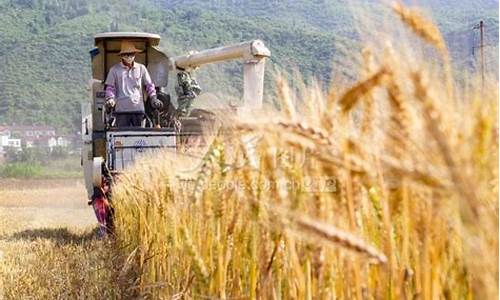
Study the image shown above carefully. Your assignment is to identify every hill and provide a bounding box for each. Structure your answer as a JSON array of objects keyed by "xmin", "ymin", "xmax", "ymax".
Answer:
[{"xmin": 0, "ymin": 0, "xmax": 497, "ymax": 131}]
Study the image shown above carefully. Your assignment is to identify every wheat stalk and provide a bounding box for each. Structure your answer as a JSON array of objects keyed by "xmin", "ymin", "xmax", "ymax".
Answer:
[
  {"xmin": 192, "ymin": 140, "xmax": 224, "ymax": 201},
  {"xmin": 276, "ymin": 75, "xmax": 296, "ymax": 120},
  {"xmin": 323, "ymin": 79, "xmax": 338, "ymax": 132},
  {"xmin": 386, "ymin": 74, "xmax": 411, "ymax": 156},
  {"xmin": 412, "ymin": 71, "xmax": 478, "ymax": 219},
  {"xmin": 180, "ymin": 226, "xmax": 209, "ymax": 281}
]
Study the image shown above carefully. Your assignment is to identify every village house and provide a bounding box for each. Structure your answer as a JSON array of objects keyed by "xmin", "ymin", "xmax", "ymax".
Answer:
[
  {"xmin": 0, "ymin": 125, "xmax": 76, "ymax": 154},
  {"xmin": 0, "ymin": 127, "xmax": 22, "ymax": 160}
]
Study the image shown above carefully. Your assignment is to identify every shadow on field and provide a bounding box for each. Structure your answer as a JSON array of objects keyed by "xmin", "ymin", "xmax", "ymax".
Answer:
[{"xmin": 6, "ymin": 227, "xmax": 99, "ymax": 245}]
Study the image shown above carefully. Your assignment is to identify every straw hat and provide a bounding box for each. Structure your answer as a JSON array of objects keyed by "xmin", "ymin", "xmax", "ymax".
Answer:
[{"xmin": 118, "ymin": 40, "xmax": 142, "ymax": 55}]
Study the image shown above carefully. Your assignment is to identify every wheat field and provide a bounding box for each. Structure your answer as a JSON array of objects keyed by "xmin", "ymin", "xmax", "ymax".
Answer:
[
  {"xmin": 110, "ymin": 4, "xmax": 498, "ymax": 300},
  {"xmin": 0, "ymin": 180, "xmax": 124, "ymax": 299}
]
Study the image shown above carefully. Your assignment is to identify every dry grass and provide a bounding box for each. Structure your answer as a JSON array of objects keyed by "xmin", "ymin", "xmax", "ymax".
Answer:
[
  {"xmin": 110, "ymin": 4, "xmax": 498, "ymax": 299},
  {"xmin": 0, "ymin": 179, "xmax": 124, "ymax": 300}
]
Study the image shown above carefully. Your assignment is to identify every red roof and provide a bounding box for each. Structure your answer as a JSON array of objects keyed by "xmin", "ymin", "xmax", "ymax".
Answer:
[{"xmin": 6, "ymin": 125, "xmax": 55, "ymax": 131}]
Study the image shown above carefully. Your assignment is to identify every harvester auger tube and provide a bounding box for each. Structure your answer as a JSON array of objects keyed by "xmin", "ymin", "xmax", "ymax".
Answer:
[{"xmin": 170, "ymin": 40, "xmax": 271, "ymax": 112}]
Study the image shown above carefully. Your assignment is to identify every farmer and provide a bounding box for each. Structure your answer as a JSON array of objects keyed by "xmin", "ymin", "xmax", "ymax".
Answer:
[{"xmin": 104, "ymin": 40, "xmax": 163, "ymax": 127}]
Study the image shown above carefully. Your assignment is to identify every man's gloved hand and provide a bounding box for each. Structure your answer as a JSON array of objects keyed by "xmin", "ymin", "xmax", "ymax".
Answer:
[
  {"xmin": 105, "ymin": 98, "xmax": 116, "ymax": 113},
  {"xmin": 150, "ymin": 95, "xmax": 163, "ymax": 110}
]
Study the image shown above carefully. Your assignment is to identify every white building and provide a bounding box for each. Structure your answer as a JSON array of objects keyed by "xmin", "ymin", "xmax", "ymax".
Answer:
[{"xmin": 0, "ymin": 133, "xmax": 22, "ymax": 156}]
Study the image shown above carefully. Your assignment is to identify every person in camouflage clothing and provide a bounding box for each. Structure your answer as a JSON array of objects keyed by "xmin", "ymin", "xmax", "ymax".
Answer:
[{"xmin": 175, "ymin": 70, "xmax": 201, "ymax": 116}]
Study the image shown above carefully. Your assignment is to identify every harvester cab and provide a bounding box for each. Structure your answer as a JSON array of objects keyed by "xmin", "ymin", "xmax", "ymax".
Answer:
[
  {"xmin": 81, "ymin": 32, "xmax": 270, "ymax": 235},
  {"xmin": 82, "ymin": 33, "xmax": 173, "ymax": 196}
]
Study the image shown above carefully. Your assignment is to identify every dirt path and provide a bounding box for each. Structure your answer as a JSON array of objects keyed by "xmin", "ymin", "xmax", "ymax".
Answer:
[{"xmin": 0, "ymin": 179, "xmax": 120, "ymax": 299}]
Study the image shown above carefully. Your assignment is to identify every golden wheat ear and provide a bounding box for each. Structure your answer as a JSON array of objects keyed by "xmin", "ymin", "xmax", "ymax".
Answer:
[
  {"xmin": 339, "ymin": 67, "xmax": 389, "ymax": 114},
  {"xmin": 392, "ymin": 2, "xmax": 447, "ymax": 55},
  {"xmin": 393, "ymin": 2, "xmax": 456, "ymax": 99},
  {"xmin": 273, "ymin": 206, "xmax": 387, "ymax": 264}
]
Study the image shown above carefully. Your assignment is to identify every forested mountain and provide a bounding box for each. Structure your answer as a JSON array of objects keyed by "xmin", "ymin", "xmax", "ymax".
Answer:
[{"xmin": 0, "ymin": 0, "xmax": 497, "ymax": 131}]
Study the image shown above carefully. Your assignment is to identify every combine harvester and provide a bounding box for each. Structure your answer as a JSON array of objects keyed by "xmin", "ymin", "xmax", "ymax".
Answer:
[{"xmin": 81, "ymin": 32, "xmax": 270, "ymax": 234}]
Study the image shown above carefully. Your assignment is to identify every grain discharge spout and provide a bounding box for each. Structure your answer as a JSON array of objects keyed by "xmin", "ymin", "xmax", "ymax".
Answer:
[{"xmin": 170, "ymin": 40, "xmax": 271, "ymax": 111}]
